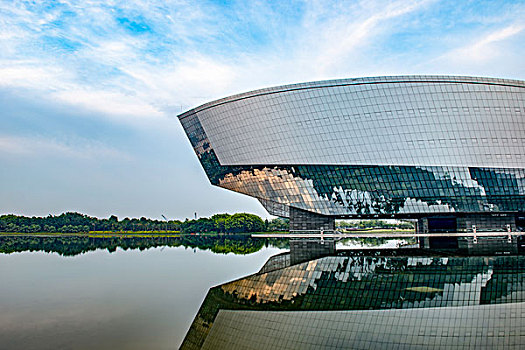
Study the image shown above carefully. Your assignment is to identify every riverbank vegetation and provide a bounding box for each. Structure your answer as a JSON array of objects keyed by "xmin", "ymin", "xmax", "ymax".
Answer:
[
  {"xmin": 0, "ymin": 213, "xmax": 415, "ymax": 236},
  {"xmin": 337, "ymin": 219, "xmax": 414, "ymax": 230},
  {"xmin": 0, "ymin": 212, "xmax": 289, "ymax": 235}
]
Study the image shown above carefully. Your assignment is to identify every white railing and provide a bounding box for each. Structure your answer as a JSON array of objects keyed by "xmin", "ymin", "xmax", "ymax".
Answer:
[{"xmin": 253, "ymin": 231, "xmax": 523, "ymax": 239}]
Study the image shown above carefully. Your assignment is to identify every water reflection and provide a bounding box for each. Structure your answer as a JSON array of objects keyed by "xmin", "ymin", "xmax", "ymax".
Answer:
[
  {"xmin": 0, "ymin": 235, "xmax": 289, "ymax": 256},
  {"xmin": 182, "ymin": 241, "xmax": 525, "ymax": 349},
  {"xmin": 3, "ymin": 236, "xmax": 524, "ymax": 349},
  {"xmin": 0, "ymin": 235, "xmax": 416, "ymax": 257},
  {"xmin": 0, "ymin": 243, "xmax": 286, "ymax": 350}
]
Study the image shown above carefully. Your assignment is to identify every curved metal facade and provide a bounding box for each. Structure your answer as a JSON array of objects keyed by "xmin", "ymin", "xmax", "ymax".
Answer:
[{"xmin": 178, "ymin": 76, "xmax": 525, "ymax": 218}]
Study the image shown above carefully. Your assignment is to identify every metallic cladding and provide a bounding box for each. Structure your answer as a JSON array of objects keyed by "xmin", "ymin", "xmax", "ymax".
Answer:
[{"xmin": 178, "ymin": 76, "xmax": 525, "ymax": 217}]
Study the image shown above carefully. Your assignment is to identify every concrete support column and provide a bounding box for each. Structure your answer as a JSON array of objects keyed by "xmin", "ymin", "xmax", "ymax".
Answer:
[
  {"xmin": 290, "ymin": 239, "xmax": 336, "ymax": 265},
  {"xmin": 457, "ymin": 214, "xmax": 516, "ymax": 232},
  {"xmin": 417, "ymin": 218, "xmax": 428, "ymax": 234},
  {"xmin": 289, "ymin": 207, "xmax": 335, "ymax": 231}
]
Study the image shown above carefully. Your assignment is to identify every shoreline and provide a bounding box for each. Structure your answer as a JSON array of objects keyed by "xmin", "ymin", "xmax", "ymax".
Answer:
[{"xmin": 0, "ymin": 229, "xmax": 414, "ymax": 238}]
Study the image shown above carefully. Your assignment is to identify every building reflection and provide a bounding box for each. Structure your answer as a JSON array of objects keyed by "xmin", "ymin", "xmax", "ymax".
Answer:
[{"xmin": 181, "ymin": 240, "xmax": 525, "ymax": 349}]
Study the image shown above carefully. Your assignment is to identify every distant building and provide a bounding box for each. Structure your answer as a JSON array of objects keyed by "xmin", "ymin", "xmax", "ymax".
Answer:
[{"xmin": 178, "ymin": 76, "xmax": 525, "ymax": 233}]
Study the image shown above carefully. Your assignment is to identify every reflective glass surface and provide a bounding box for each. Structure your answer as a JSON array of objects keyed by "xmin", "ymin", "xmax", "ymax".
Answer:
[
  {"xmin": 181, "ymin": 247, "xmax": 525, "ymax": 349},
  {"xmin": 179, "ymin": 76, "xmax": 525, "ymax": 217}
]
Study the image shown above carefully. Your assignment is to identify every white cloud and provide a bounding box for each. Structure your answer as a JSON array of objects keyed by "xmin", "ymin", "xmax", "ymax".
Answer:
[
  {"xmin": 0, "ymin": 135, "xmax": 132, "ymax": 161},
  {"xmin": 1, "ymin": 0, "xmax": 524, "ymax": 123},
  {"xmin": 0, "ymin": 62, "xmax": 164, "ymax": 121},
  {"xmin": 54, "ymin": 89, "xmax": 163, "ymax": 119},
  {"xmin": 437, "ymin": 23, "xmax": 525, "ymax": 64},
  {"xmin": 297, "ymin": 0, "xmax": 435, "ymax": 76},
  {"xmin": 0, "ymin": 63, "xmax": 69, "ymax": 91},
  {"xmin": 1, "ymin": 0, "xmax": 525, "ymax": 218}
]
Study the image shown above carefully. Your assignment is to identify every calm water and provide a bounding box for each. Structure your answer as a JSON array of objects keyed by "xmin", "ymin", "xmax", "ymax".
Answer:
[
  {"xmin": 3, "ymin": 236, "xmax": 523, "ymax": 349},
  {"xmin": 0, "ymin": 242, "xmax": 286, "ymax": 349},
  {"xmin": 183, "ymin": 249, "xmax": 525, "ymax": 349}
]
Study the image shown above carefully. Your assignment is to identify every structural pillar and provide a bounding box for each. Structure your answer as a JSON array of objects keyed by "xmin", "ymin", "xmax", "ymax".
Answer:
[{"xmin": 289, "ymin": 207, "xmax": 335, "ymax": 232}]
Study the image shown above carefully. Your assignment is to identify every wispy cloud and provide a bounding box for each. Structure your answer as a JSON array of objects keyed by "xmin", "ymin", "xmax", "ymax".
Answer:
[
  {"xmin": 1, "ymin": 0, "xmax": 524, "ymax": 117},
  {"xmin": 295, "ymin": 0, "xmax": 436, "ymax": 76},
  {"xmin": 0, "ymin": 134, "xmax": 132, "ymax": 160},
  {"xmin": 435, "ymin": 23, "xmax": 525, "ymax": 65},
  {"xmin": 1, "ymin": 0, "xmax": 524, "ymax": 218}
]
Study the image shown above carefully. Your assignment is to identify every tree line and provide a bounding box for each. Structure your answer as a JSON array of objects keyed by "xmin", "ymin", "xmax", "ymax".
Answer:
[
  {"xmin": 179, "ymin": 213, "xmax": 288, "ymax": 234},
  {"xmin": 0, "ymin": 212, "xmax": 289, "ymax": 234},
  {"xmin": 0, "ymin": 212, "xmax": 412, "ymax": 234},
  {"xmin": 337, "ymin": 219, "xmax": 414, "ymax": 230}
]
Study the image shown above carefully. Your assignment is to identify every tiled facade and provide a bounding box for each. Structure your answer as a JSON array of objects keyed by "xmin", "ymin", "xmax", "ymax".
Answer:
[{"xmin": 178, "ymin": 76, "xmax": 525, "ymax": 219}]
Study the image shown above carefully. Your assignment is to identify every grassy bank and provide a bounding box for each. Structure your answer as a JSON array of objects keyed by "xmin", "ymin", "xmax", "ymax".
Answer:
[
  {"xmin": 340, "ymin": 228, "xmax": 415, "ymax": 234},
  {"xmin": 0, "ymin": 232, "xmax": 180, "ymax": 238},
  {"xmin": 0, "ymin": 231, "xmax": 289, "ymax": 238}
]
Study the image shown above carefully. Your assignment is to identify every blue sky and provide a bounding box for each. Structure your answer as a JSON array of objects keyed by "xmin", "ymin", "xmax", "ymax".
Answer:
[{"xmin": 1, "ymin": 0, "xmax": 524, "ymax": 220}]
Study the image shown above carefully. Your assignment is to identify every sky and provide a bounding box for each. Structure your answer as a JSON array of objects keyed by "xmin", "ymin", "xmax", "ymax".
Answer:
[{"xmin": 0, "ymin": 0, "xmax": 524, "ymax": 221}]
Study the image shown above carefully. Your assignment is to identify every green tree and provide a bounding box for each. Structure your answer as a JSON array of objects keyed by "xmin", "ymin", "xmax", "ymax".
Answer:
[
  {"xmin": 225, "ymin": 213, "xmax": 265, "ymax": 233},
  {"xmin": 211, "ymin": 213, "xmax": 231, "ymax": 232}
]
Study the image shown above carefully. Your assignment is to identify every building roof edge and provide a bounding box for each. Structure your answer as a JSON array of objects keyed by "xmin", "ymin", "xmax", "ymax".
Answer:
[{"xmin": 177, "ymin": 75, "xmax": 525, "ymax": 120}]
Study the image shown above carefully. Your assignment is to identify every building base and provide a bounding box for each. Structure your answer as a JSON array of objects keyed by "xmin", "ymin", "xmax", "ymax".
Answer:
[
  {"xmin": 290, "ymin": 239, "xmax": 336, "ymax": 265},
  {"xmin": 289, "ymin": 207, "xmax": 335, "ymax": 231},
  {"xmin": 417, "ymin": 213, "xmax": 523, "ymax": 253},
  {"xmin": 417, "ymin": 214, "xmax": 517, "ymax": 234}
]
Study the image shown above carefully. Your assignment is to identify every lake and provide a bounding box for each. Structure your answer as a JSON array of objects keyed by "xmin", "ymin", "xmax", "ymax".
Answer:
[
  {"xmin": 0, "ymin": 237, "xmax": 287, "ymax": 349},
  {"xmin": 4, "ymin": 235, "xmax": 521, "ymax": 349}
]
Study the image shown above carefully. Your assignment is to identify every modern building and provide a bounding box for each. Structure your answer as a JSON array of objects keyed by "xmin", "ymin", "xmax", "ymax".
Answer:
[{"xmin": 178, "ymin": 76, "xmax": 525, "ymax": 233}]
